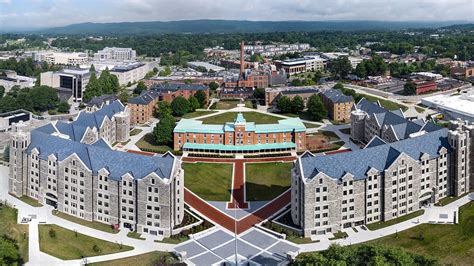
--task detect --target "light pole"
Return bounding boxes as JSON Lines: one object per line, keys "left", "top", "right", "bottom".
{"left": 234, "top": 201, "right": 239, "bottom": 265}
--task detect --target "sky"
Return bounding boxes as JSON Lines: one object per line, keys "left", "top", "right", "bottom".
{"left": 0, "top": 0, "right": 473, "bottom": 30}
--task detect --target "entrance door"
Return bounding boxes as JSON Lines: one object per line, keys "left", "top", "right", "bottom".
{"left": 45, "top": 198, "right": 57, "bottom": 208}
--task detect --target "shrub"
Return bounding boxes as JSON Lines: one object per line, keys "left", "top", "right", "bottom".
{"left": 48, "top": 228, "right": 56, "bottom": 238}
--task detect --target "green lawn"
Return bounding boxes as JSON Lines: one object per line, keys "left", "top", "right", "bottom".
{"left": 11, "top": 194, "right": 43, "bottom": 207}
{"left": 0, "top": 205, "right": 29, "bottom": 263}
{"left": 129, "top": 128, "right": 143, "bottom": 136}
{"left": 216, "top": 100, "right": 253, "bottom": 110}
{"left": 360, "top": 93, "right": 408, "bottom": 111}
{"left": 303, "top": 122, "right": 320, "bottom": 129}
{"left": 415, "top": 106, "right": 425, "bottom": 113}
{"left": 365, "top": 202, "right": 474, "bottom": 265}
{"left": 38, "top": 224, "right": 133, "bottom": 260}
{"left": 199, "top": 112, "right": 281, "bottom": 125}
{"left": 89, "top": 251, "right": 180, "bottom": 266}
{"left": 135, "top": 133, "right": 174, "bottom": 153}
{"left": 366, "top": 210, "right": 425, "bottom": 231}
{"left": 245, "top": 162, "right": 292, "bottom": 201}
{"left": 126, "top": 231, "right": 145, "bottom": 240}
{"left": 435, "top": 193, "right": 469, "bottom": 206}
{"left": 183, "top": 162, "right": 233, "bottom": 201}
{"left": 182, "top": 110, "right": 217, "bottom": 119}
{"left": 329, "top": 231, "right": 349, "bottom": 240}
{"left": 53, "top": 211, "right": 118, "bottom": 234}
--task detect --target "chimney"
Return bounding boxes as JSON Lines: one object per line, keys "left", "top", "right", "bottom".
{"left": 240, "top": 41, "right": 245, "bottom": 77}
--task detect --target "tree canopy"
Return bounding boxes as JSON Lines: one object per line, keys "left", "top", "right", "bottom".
{"left": 153, "top": 113, "right": 175, "bottom": 145}
{"left": 171, "top": 96, "right": 190, "bottom": 116}
{"left": 404, "top": 81, "right": 417, "bottom": 95}
{"left": 307, "top": 94, "right": 327, "bottom": 121}
{"left": 194, "top": 90, "right": 207, "bottom": 108}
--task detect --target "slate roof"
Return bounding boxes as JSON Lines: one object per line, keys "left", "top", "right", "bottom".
{"left": 86, "top": 95, "right": 118, "bottom": 107}
{"left": 299, "top": 128, "right": 451, "bottom": 181}
{"left": 364, "top": 135, "right": 387, "bottom": 148}
{"left": 152, "top": 83, "right": 208, "bottom": 92}
{"left": 355, "top": 98, "right": 440, "bottom": 140}
{"left": 73, "top": 100, "right": 125, "bottom": 129}
{"left": 322, "top": 89, "right": 354, "bottom": 103}
{"left": 26, "top": 130, "right": 175, "bottom": 181}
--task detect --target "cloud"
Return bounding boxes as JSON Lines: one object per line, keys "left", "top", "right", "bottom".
{"left": 0, "top": 0, "right": 473, "bottom": 30}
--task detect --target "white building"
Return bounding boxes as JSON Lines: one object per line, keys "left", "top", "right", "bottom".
{"left": 0, "top": 70, "right": 36, "bottom": 92}
{"left": 94, "top": 47, "right": 137, "bottom": 61}
{"left": 33, "top": 51, "right": 88, "bottom": 65}
{"left": 41, "top": 68, "right": 91, "bottom": 102}
{"left": 187, "top": 61, "right": 225, "bottom": 72}
{"left": 277, "top": 56, "right": 326, "bottom": 75}
{"left": 110, "top": 62, "right": 149, "bottom": 86}
{"left": 421, "top": 89, "right": 474, "bottom": 122}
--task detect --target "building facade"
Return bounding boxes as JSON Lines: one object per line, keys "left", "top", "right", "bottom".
{"left": 40, "top": 68, "right": 91, "bottom": 102}
{"left": 350, "top": 98, "right": 440, "bottom": 144}
{"left": 173, "top": 113, "right": 306, "bottom": 154}
{"left": 94, "top": 47, "right": 137, "bottom": 61}
{"left": 128, "top": 83, "right": 209, "bottom": 125}
{"left": 276, "top": 56, "right": 326, "bottom": 75}
{"left": 320, "top": 89, "right": 354, "bottom": 123}
{"left": 33, "top": 51, "right": 88, "bottom": 65}
{"left": 8, "top": 101, "right": 184, "bottom": 237}
{"left": 110, "top": 62, "right": 149, "bottom": 86}
{"left": 0, "top": 70, "right": 36, "bottom": 92}
{"left": 292, "top": 121, "right": 471, "bottom": 237}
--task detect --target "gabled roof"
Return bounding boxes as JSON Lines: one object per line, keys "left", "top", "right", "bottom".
{"left": 322, "top": 89, "right": 354, "bottom": 103}
{"left": 364, "top": 135, "right": 387, "bottom": 148}
{"left": 300, "top": 128, "right": 451, "bottom": 181}
{"left": 26, "top": 130, "right": 175, "bottom": 181}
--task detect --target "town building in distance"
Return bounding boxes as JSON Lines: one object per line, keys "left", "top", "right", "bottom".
{"left": 292, "top": 102, "right": 472, "bottom": 237}
{"left": 173, "top": 113, "right": 307, "bottom": 154}
{"left": 320, "top": 89, "right": 354, "bottom": 123}
{"left": 33, "top": 51, "right": 88, "bottom": 65}
{"left": 93, "top": 47, "right": 137, "bottom": 61}
{"left": 0, "top": 70, "right": 36, "bottom": 92}
{"left": 421, "top": 88, "right": 474, "bottom": 123}
{"left": 40, "top": 68, "right": 92, "bottom": 102}
{"left": 8, "top": 100, "right": 184, "bottom": 237}
{"left": 128, "top": 83, "right": 209, "bottom": 125}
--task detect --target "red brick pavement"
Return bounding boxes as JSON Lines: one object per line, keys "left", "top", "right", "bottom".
{"left": 227, "top": 160, "right": 248, "bottom": 209}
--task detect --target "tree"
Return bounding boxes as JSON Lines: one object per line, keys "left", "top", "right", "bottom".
{"left": 307, "top": 94, "right": 327, "bottom": 121}
{"left": 333, "top": 82, "right": 344, "bottom": 91}
{"left": 404, "top": 81, "right": 417, "bottom": 95}
{"left": 171, "top": 96, "right": 190, "bottom": 116}
{"left": 0, "top": 85, "right": 5, "bottom": 99}
{"left": 355, "top": 61, "right": 367, "bottom": 79}
{"left": 57, "top": 101, "right": 70, "bottom": 114}
{"left": 119, "top": 90, "right": 129, "bottom": 103}
{"left": 0, "top": 237, "right": 21, "bottom": 265}
{"left": 134, "top": 81, "right": 147, "bottom": 95}
{"left": 277, "top": 96, "right": 292, "bottom": 113}
{"left": 48, "top": 228, "right": 56, "bottom": 238}
{"left": 28, "top": 86, "right": 59, "bottom": 112}
{"left": 194, "top": 90, "right": 207, "bottom": 108}
{"left": 209, "top": 81, "right": 219, "bottom": 91}
{"left": 188, "top": 96, "right": 200, "bottom": 112}
{"left": 329, "top": 56, "right": 353, "bottom": 79}
{"left": 154, "top": 101, "right": 172, "bottom": 118}
{"left": 291, "top": 95, "right": 305, "bottom": 113}
{"left": 83, "top": 72, "right": 101, "bottom": 102}
{"left": 153, "top": 114, "right": 175, "bottom": 145}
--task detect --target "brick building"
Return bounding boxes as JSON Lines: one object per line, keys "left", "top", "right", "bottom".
{"left": 173, "top": 113, "right": 306, "bottom": 154}
{"left": 320, "top": 89, "right": 354, "bottom": 122}
{"left": 128, "top": 83, "right": 209, "bottom": 125}
{"left": 413, "top": 80, "right": 437, "bottom": 95}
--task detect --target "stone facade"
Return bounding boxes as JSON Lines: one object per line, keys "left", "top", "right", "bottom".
{"left": 292, "top": 120, "right": 471, "bottom": 237}
{"left": 8, "top": 101, "right": 182, "bottom": 238}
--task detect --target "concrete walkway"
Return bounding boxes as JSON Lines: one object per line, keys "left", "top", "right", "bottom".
{"left": 299, "top": 192, "right": 474, "bottom": 253}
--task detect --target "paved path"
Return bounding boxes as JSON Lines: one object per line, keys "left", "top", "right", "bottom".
{"left": 227, "top": 160, "right": 248, "bottom": 209}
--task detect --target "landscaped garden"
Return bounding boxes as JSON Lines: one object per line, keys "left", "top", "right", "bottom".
{"left": 89, "top": 251, "right": 182, "bottom": 266}
{"left": 135, "top": 133, "right": 174, "bottom": 154}
{"left": 183, "top": 162, "right": 233, "bottom": 201}
{"left": 182, "top": 110, "right": 217, "bottom": 119}
{"left": 245, "top": 162, "right": 292, "bottom": 201}
{"left": 365, "top": 202, "right": 474, "bottom": 265}
{"left": 38, "top": 224, "right": 133, "bottom": 260}
{"left": 199, "top": 111, "right": 281, "bottom": 125}
{"left": 0, "top": 204, "right": 29, "bottom": 264}
{"left": 53, "top": 211, "right": 119, "bottom": 234}
{"left": 215, "top": 100, "right": 253, "bottom": 110}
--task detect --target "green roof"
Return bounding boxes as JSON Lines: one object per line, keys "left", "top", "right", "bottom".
{"left": 182, "top": 142, "right": 296, "bottom": 151}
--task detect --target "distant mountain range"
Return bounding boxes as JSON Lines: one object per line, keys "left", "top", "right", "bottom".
{"left": 31, "top": 20, "right": 473, "bottom": 35}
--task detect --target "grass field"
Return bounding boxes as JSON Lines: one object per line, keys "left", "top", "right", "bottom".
{"left": 434, "top": 192, "right": 469, "bottom": 206}
{"left": 38, "top": 224, "right": 133, "bottom": 260}
{"left": 320, "top": 130, "right": 340, "bottom": 141}
{"left": 303, "top": 122, "right": 320, "bottom": 129}
{"left": 245, "top": 162, "right": 292, "bottom": 201}
{"left": 89, "top": 251, "right": 180, "bottom": 266}
{"left": 53, "top": 211, "right": 118, "bottom": 234}
{"left": 199, "top": 112, "right": 281, "bottom": 125}
{"left": 126, "top": 231, "right": 145, "bottom": 240}
{"left": 135, "top": 133, "right": 173, "bottom": 153}
{"left": 129, "top": 128, "right": 143, "bottom": 136}
{"left": 366, "top": 210, "right": 424, "bottom": 231}
{"left": 216, "top": 100, "right": 253, "bottom": 110}
{"left": 12, "top": 194, "right": 43, "bottom": 207}
{"left": 183, "top": 162, "right": 233, "bottom": 201}
{"left": 182, "top": 110, "right": 217, "bottom": 119}
{"left": 365, "top": 202, "right": 474, "bottom": 265}
{"left": 360, "top": 94, "right": 408, "bottom": 111}
{"left": 0, "top": 205, "right": 29, "bottom": 263}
